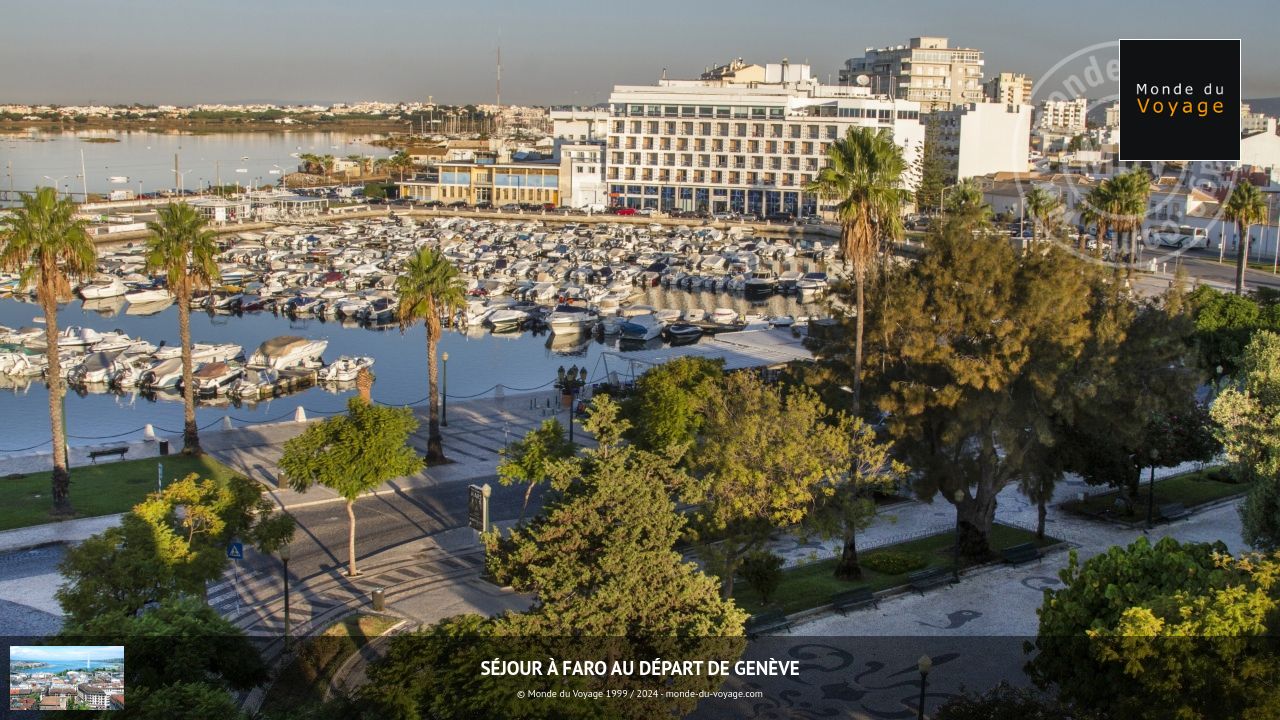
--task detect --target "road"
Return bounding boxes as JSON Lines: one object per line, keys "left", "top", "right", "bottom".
{"left": 0, "top": 545, "right": 65, "bottom": 637}
{"left": 1144, "top": 244, "right": 1280, "bottom": 290}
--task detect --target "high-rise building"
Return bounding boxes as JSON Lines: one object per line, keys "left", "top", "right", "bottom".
{"left": 1104, "top": 102, "right": 1120, "bottom": 128}
{"left": 606, "top": 59, "right": 925, "bottom": 216}
{"left": 929, "top": 102, "right": 1033, "bottom": 181}
{"left": 1036, "top": 98, "right": 1088, "bottom": 133}
{"left": 983, "top": 72, "right": 1033, "bottom": 106}
{"left": 840, "top": 37, "right": 985, "bottom": 112}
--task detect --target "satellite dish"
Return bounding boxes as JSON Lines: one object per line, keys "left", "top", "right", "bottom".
{"left": 856, "top": 75, "right": 870, "bottom": 87}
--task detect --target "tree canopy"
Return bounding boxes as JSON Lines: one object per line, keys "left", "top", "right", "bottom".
{"left": 1212, "top": 330, "right": 1280, "bottom": 548}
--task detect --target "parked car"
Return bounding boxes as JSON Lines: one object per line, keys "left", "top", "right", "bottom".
{"left": 611, "top": 207, "right": 637, "bottom": 216}
{"left": 765, "top": 212, "right": 795, "bottom": 223}
{"left": 445, "top": 200, "right": 467, "bottom": 208}
{"left": 475, "top": 202, "right": 493, "bottom": 210}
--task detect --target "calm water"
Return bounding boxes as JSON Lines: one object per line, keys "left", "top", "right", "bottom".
{"left": 0, "top": 289, "right": 813, "bottom": 453}
{"left": 0, "top": 129, "right": 392, "bottom": 199}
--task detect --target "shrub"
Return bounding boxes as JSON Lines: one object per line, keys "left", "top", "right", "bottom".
{"left": 739, "top": 551, "right": 785, "bottom": 605}
{"left": 861, "top": 550, "right": 927, "bottom": 575}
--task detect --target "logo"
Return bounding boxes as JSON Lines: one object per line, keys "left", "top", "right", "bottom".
{"left": 1119, "top": 39, "right": 1241, "bottom": 162}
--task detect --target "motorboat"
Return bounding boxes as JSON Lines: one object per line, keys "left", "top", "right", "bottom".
{"left": 68, "top": 350, "right": 123, "bottom": 385}
{"left": 710, "top": 308, "right": 739, "bottom": 325}
{"left": 125, "top": 287, "right": 173, "bottom": 305}
{"left": 546, "top": 304, "right": 598, "bottom": 335}
{"left": 79, "top": 276, "right": 127, "bottom": 299}
{"left": 0, "top": 351, "right": 44, "bottom": 377}
{"left": 597, "top": 315, "right": 624, "bottom": 336}
{"left": 140, "top": 358, "right": 185, "bottom": 389}
{"left": 188, "top": 361, "right": 244, "bottom": 397}
{"left": 228, "top": 367, "right": 280, "bottom": 399}
{"left": 320, "top": 356, "right": 375, "bottom": 383}
{"left": 153, "top": 342, "right": 242, "bottom": 363}
{"left": 769, "top": 315, "right": 795, "bottom": 327}
{"left": 358, "top": 297, "right": 396, "bottom": 324}
{"left": 619, "top": 313, "right": 665, "bottom": 342}
{"left": 796, "top": 272, "right": 829, "bottom": 299}
{"left": 284, "top": 295, "right": 323, "bottom": 315}
{"left": 110, "top": 357, "right": 150, "bottom": 388}
{"left": 682, "top": 308, "right": 707, "bottom": 323}
{"left": 56, "top": 326, "right": 109, "bottom": 349}
{"left": 654, "top": 308, "right": 683, "bottom": 324}
{"left": 485, "top": 308, "right": 531, "bottom": 333}
{"left": 248, "top": 336, "right": 328, "bottom": 369}
{"left": 664, "top": 323, "right": 704, "bottom": 344}
{"left": 744, "top": 271, "right": 777, "bottom": 298}
{"left": 777, "top": 270, "right": 804, "bottom": 294}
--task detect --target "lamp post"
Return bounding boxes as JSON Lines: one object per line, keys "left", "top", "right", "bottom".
{"left": 554, "top": 365, "right": 588, "bottom": 443}
{"left": 952, "top": 489, "right": 965, "bottom": 582}
{"left": 1146, "top": 448, "right": 1159, "bottom": 529}
{"left": 916, "top": 654, "right": 932, "bottom": 720}
{"left": 279, "top": 543, "right": 292, "bottom": 650}
{"left": 441, "top": 352, "right": 449, "bottom": 427}
{"left": 42, "top": 175, "right": 69, "bottom": 199}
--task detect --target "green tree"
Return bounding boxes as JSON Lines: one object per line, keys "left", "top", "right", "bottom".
{"left": 739, "top": 550, "right": 785, "bottom": 605}
{"left": 1111, "top": 168, "right": 1152, "bottom": 264}
{"left": 1224, "top": 180, "right": 1268, "bottom": 296}
{"left": 1212, "top": 330, "right": 1280, "bottom": 548}
{"left": 1079, "top": 182, "right": 1114, "bottom": 256}
{"left": 1028, "top": 537, "right": 1280, "bottom": 720}
{"left": 496, "top": 417, "right": 574, "bottom": 518}
{"left": 805, "top": 126, "right": 909, "bottom": 413}
{"left": 943, "top": 177, "right": 991, "bottom": 227}
{"left": 56, "top": 474, "right": 294, "bottom": 622}
{"left": 686, "top": 372, "right": 853, "bottom": 595}
{"left": 0, "top": 187, "right": 96, "bottom": 515}
{"left": 397, "top": 247, "right": 467, "bottom": 461}
{"left": 619, "top": 356, "right": 723, "bottom": 459}
{"left": 145, "top": 203, "right": 221, "bottom": 453}
{"left": 279, "top": 397, "right": 424, "bottom": 576}
{"left": 1187, "top": 285, "right": 1268, "bottom": 376}
{"left": 915, "top": 121, "right": 947, "bottom": 211}
{"left": 1024, "top": 186, "right": 1063, "bottom": 244}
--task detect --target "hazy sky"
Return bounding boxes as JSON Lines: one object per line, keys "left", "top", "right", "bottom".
{"left": 4, "top": 0, "right": 1278, "bottom": 105}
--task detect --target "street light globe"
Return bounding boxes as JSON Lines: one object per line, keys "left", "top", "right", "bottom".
{"left": 279, "top": 543, "right": 291, "bottom": 562}
{"left": 917, "top": 655, "right": 932, "bottom": 676}
{"left": 953, "top": 489, "right": 965, "bottom": 503}
{"left": 442, "top": 352, "right": 449, "bottom": 362}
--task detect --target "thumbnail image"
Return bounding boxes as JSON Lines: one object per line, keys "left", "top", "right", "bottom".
{"left": 9, "top": 646, "right": 124, "bottom": 711}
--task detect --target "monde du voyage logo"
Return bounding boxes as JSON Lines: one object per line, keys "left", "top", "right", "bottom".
{"left": 1119, "top": 39, "right": 1241, "bottom": 162}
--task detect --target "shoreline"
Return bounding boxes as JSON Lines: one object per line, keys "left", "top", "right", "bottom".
{"left": 0, "top": 119, "right": 414, "bottom": 136}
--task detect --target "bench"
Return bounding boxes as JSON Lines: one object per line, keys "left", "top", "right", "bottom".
{"left": 88, "top": 446, "right": 129, "bottom": 464}
{"left": 831, "top": 586, "right": 879, "bottom": 615}
{"left": 908, "top": 567, "right": 953, "bottom": 594}
{"left": 1001, "top": 542, "right": 1042, "bottom": 566}
{"left": 1159, "top": 503, "right": 1192, "bottom": 522}
{"left": 745, "top": 610, "right": 791, "bottom": 639}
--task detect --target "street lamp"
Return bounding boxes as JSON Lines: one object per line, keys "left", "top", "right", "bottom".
{"left": 554, "top": 365, "right": 589, "bottom": 443}
{"left": 952, "top": 489, "right": 965, "bottom": 581}
{"left": 42, "top": 175, "right": 69, "bottom": 199}
{"left": 916, "top": 654, "right": 932, "bottom": 720}
{"left": 279, "top": 542, "right": 292, "bottom": 650}
{"left": 441, "top": 352, "right": 449, "bottom": 427}
{"left": 1146, "top": 448, "right": 1160, "bottom": 529}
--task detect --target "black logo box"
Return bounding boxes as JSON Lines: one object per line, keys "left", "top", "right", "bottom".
{"left": 1119, "top": 39, "right": 1241, "bottom": 162}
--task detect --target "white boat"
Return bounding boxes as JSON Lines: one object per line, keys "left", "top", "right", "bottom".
{"left": 189, "top": 361, "right": 244, "bottom": 396}
{"left": 546, "top": 305, "right": 598, "bottom": 335}
{"left": 125, "top": 298, "right": 174, "bottom": 316}
{"left": 682, "top": 308, "right": 707, "bottom": 323}
{"left": 664, "top": 323, "right": 704, "bottom": 343}
{"left": 796, "top": 272, "right": 829, "bottom": 299}
{"left": 620, "top": 313, "right": 665, "bottom": 342}
{"left": 485, "top": 308, "right": 530, "bottom": 333}
{"left": 710, "top": 308, "right": 739, "bottom": 325}
{"left": 108, "top": 176, "right": 129, "bottom": 184}
{"left": 125, "top": 288, "right": 173, "bottom": 304}
{"left": 598, "top": 315, "right": 624, "bottom": 336}
{"left": 0, "top": 352, "right": 44, "bottom": 377}
{"left": 248, "top": 335, "right": 328, "bottom": 369}
{"left": 141, "top": 358, "right": 185, "bottom": 389}
{"left": 153, "top": 343, "right": 243, "bottom": 363}
{"left": 654, "top": 308, "right": 682, "bottom": 323}
{"left": 110, "top": 357, "right": 150, "bottom": 388}
{"left": 229, "top": 367, "right": 280, "bottom": 398}
{"left": 320, "top": 356, "right": 374, "bottom": 383}
{"left": 79, "top": 276, "right": 127, "bottom": 299}
{"left": 56, "top": 326, "right": 109, "bottom": 348}
{"left": 68, "top": 351, "right": 123, "bottom": 385}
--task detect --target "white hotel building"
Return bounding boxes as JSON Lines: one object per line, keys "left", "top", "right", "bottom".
{"left": 606, "top": 60, "right": 925, "bottom": 217}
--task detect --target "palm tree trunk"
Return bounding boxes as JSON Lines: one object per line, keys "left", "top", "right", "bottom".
{"left": 835, "top": 516, "right": 862, "bottom": 580}
{"left": 1235, "top": 223, "right": 1250, "bottom": 295}
{"left": 852, "top": 270, "right": 865, "bottom": 415}
{"left": 425, "top": 316, "right": 444, "bottom": 461}
{"left": 42, "top": 284, "right": 72, "bottom": 516}
{"left": 178, "top": 278, "right": 200, "bottom": 454}
{"left": 1037, "top": 494, "right": 1047, "bottom": 541}
{"left": 346, "top": 498, "right": 358, "bottom": 577}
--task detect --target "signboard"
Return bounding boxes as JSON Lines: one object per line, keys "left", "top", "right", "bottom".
{"left": 226, "top": 542, "right": 244, "bottom": 560}
{"left": 468, "top": 485, "right": 485, "bottom": 532}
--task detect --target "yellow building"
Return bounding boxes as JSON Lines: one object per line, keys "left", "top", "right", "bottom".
{"left": 399, "top": 161, "right": 560, "bottom": 206}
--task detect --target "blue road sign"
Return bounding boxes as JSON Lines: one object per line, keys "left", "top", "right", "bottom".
{"left": 227, "top": 542, "right": 244, "bottom": 560}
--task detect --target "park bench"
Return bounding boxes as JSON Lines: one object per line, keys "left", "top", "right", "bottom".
{"left": 745, "top": 610, "right": 791, "bottom": 639}
{"left": 1000, "top": 542, "right": 1042, "bottom": 566}
{"left": 831, "top": 586, "right": 879, "bottom": 615}
{"left": 88, "top": 446, "right": 129, "bottom": 464}
{"left": 907, "top": 567, "right": 953, "bottom": 594}
{"left": 1159, "top": 503, "right": 1192, "bottom": 522}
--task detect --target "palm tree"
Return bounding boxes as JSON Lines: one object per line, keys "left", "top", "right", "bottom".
{"left": 1224, "top": 180, "right": 1268, "bottom": 295}
{"left": 943, "top": 178, "right": 992, "bottom": 228}
{"left": 145, "top": 203, "right": 221, "bottom": 454}
{"left": 1024, "top": 186, "right": 1062, "bottom": 244}
{"left": 397, "top": 247, "right": 467, "bottom": 461}
{"left": 1111, "top": 169, "right": 1151, "bottom": 264}
{"left": 805, "top": 127, "right": 908, "bottom": 413}
{"left": 0, "top": 187, "right": 97, "bottom": 516}
{"left": 1081, "top": 182, "right": 1114, "bottom": 257}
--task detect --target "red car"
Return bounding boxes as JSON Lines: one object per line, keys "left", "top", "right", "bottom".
{"left": 612, "top": 207, "right": 637, "bottom": 216}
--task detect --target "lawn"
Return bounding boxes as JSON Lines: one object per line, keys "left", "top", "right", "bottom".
{"left": 1060, "top": 466, "right": 1247, "bottom": 521}
{"left": 733, "top": 523, "right": 1057, "bottom": 617}
{"left": 262, "top": 613, "right": 401, "bottom": 713}
{"left": 0, "top": 454, "right": 239, "bottom": 531}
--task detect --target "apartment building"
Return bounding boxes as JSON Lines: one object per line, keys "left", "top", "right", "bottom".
{"left": 398, "top": 160, "right": 561, "bottom": 206}
{"left": 983, "top": 72, "right": 1033, "bottom": 106}
{"left": 930, "top": 102, "right": 1033, "bottom": 181}
{"left": 606, "top": 60, "right": 924, "bottom": 217}
{"left": 840, "top": 37, "right": 985, "bottom": 112}
{"left": 558, "top": 142, "right": 608, "bottom": 209}
{"left": 1037, "top": 98, "right": 1087, "bottom": 133}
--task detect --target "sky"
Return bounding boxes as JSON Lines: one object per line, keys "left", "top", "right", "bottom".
{"left": 3, "top": 0, "right": 1278, "bottom": 106}
{"left": 10, "top": 646, "right": 123, "bottom": 662}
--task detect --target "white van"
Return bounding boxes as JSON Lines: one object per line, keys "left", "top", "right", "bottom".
{"left": 1149, "top": 224, "right": 1208, "bottom": 249}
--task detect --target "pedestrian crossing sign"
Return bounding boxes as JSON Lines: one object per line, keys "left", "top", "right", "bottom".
{"left": 227, "top": 542, "right": 244, "bottom": 560}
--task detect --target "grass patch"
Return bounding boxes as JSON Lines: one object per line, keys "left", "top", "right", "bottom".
{"left": 0, "top": 454, "right": 238, "bottom": 531}
{"left": 261, "top": 613, "right": 400, "bottom": 713}
{"left": 733, "top": 523, "right": 1056, "bottom": 617}
{"left": 1061, "top": 466, "right": 1247, "bottom": 521}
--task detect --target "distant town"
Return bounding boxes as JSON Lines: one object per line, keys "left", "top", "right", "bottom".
{"left": 9, "top": 647, "right": 125, "bottom": 712}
